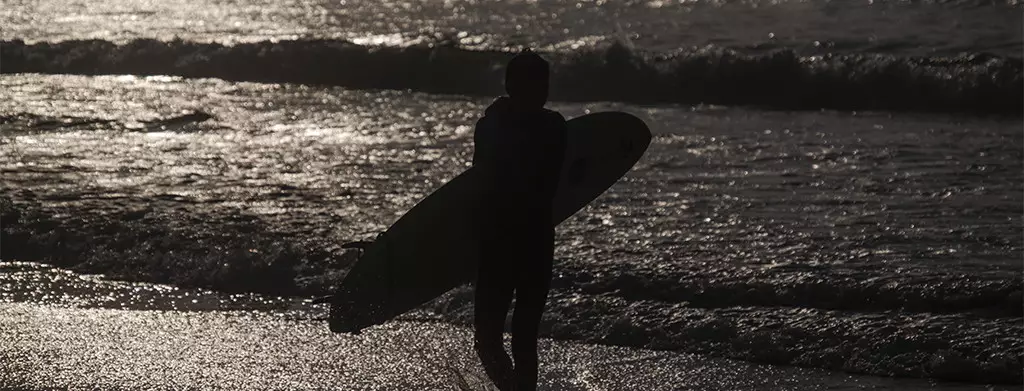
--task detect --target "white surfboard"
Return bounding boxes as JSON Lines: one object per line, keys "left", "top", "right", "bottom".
{"left": 329, "top": 111, "right": 651, "bottom": 333}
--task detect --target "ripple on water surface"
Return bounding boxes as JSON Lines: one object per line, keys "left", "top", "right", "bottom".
{"left": 0, "top": 74, "right": 1020, "bottom": 385}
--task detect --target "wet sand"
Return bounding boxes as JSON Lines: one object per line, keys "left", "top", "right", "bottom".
{"left": 0, "top": 261, "right": 1010, "bottom": 391}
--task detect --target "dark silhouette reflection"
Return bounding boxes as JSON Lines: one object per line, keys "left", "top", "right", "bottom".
{"left": 471, "top": 49, "right": 567, "bottom": 391}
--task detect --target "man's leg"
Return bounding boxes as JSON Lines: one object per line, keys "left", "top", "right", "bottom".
{"left": 475, "top": 253, "right": 515, "bottom": 390}
{"left": 510, "top": 233, "right": 554, "bottom": 391}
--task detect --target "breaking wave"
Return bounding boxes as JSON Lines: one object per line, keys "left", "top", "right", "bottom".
{"left": 2, "top": 38, "right": 1020, "bottom": 115}
{"left": 1, "top": 196, "right": 1021, "bottom": 384}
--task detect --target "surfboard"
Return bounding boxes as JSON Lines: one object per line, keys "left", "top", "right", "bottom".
{"left": 329, "top": 111, "right": 650, "bottom": 333}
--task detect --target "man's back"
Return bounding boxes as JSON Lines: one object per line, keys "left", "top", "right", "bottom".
{"left": 473, "top": 96, "right": 567, "bottom": 225}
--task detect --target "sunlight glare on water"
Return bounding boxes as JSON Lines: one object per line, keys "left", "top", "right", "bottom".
{"left": 0, "top": 72, "right": 1020, "bottom": 385}
{"left": 2, "top": 0, "right": 1020, "bottom": 56}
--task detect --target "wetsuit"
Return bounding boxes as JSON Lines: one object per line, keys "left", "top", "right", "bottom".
{"left": 472, "top": 96, "right": 567, "bottom": 391}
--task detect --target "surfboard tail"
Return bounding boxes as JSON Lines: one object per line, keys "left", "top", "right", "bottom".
{"left": 328, "top": 297, "right": 358, "bottom": 334}
{"left": 328, "top": 307, "right": 365, "bottom": 334}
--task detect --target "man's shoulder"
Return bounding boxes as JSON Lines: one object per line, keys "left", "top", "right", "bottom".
{"left": 540, "top": 108, "right": 565, "bottom": 120}
{"left": 539, "top": 109, "right": 567, "bottom": 127}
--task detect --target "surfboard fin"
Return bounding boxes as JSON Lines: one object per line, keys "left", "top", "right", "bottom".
{"left": 311, "top": 295, "right": 333, "bottom": 304}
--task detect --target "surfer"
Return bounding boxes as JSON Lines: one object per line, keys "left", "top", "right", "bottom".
{"left": 471, "top": 49, "right": 567, "bottom": 391}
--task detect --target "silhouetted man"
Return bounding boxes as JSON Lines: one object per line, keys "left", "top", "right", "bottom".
{"left": 471, "top": 49, "right": 567, "bottom": 391}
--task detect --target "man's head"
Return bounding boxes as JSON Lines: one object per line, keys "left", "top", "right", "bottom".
{"left": 505, "top": 49, "right": 549, "bottom": 109}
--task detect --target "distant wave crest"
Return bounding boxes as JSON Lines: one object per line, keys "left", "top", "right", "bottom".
{"left": 2, "top": 38, "right": 1020, "bottom": 114}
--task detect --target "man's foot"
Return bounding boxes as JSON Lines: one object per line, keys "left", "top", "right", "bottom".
{"left": 474, "top": 342, "right": 515, "bottom": 390}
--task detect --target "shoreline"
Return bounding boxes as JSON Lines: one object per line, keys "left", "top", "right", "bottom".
{"left": 0, "top": 261, "right": 1016, "bottom": 391}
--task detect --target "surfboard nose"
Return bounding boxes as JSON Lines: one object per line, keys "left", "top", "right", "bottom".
{"left": 620, "top": 138, "right": 635, "bottom": 157}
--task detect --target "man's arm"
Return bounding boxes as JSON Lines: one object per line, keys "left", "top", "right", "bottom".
{"left": 472, "top": 118, "right": 495, "bottom": 169}
{"left": 544, "top": 112, "right": 569, "bottom": 198}
{"left": 553, "top": 114, "right": 568, "bottom": 170}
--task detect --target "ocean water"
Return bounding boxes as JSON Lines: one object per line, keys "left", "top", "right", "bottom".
{"left": 0, "top": 261, "right": 1016, "bottom": 391}
{"left": 4, "top": 0, "right": 1022, "bottom": 56}
{"left": 0, "top": 0, "right": 1022, "bottom": 389}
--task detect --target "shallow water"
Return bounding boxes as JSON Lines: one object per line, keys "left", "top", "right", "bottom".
{"left": 0, "top": 261, "right": 1014, "bottom": 391}
{"left": 0, "top": 74, "right": 1020, "bottom": 384}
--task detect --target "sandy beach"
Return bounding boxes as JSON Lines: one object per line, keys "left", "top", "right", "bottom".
{"left": 0, "top": 261, "right": 1013, "bottom": 391}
